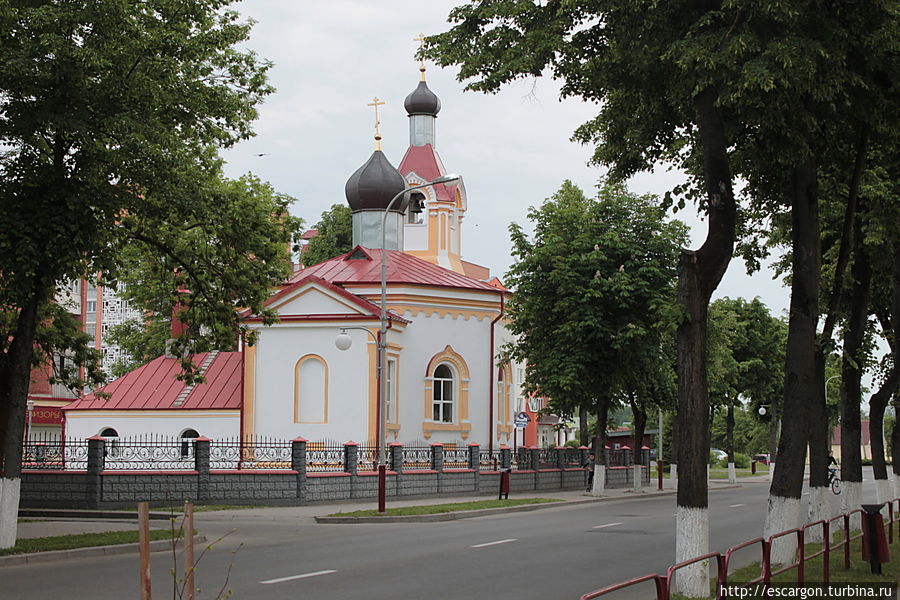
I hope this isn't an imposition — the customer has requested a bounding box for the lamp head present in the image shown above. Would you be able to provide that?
[758,406,767,416]
[431,173,460,185]
[335,329,352,351]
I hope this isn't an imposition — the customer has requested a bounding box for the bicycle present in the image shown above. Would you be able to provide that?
[827,468,841,495]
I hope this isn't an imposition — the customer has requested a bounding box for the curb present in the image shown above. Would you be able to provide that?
[315,484,744,523]
[315,489,679,523]
[19,509,175,520]
[0,535,206,567]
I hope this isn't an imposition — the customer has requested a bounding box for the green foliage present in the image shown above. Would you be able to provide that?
[502,179,687,419]
[301,204,353,267]
[109,174,302,380]
[710,404,770,456]
[715,453,750,469]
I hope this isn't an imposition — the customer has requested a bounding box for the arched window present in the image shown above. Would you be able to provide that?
[100,427,119,457]
[433,364,454,423]
[180,429,200,459]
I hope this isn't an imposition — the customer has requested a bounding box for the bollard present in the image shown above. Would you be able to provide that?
[499,468,510,500]
[751,460,757,475]
[861,504,890,574]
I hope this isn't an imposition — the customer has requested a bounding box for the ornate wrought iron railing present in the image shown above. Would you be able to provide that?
[356,443,380,471]
[103,435,196,470]
[538,448,557,469]
[478,449,501,471]
[22,435,87,471]
[402,443,433,471]
[306,440,345,473]
[564,447,583,467]
[443,444,469,469]
[208,436,292,470]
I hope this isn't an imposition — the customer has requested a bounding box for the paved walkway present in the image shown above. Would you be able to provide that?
[14,475,768,541]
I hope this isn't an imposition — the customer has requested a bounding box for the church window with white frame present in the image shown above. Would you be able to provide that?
[432,364,454,423]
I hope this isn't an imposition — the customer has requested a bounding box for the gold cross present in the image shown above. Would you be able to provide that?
[367,96,385,150]
[414,33,427,79]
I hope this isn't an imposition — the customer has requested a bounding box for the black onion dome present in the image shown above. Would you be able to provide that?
[404,81,441,116]
[345,150,408,213]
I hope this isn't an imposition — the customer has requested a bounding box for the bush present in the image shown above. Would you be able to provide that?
[564,439,582,448]
[714,453,750,469]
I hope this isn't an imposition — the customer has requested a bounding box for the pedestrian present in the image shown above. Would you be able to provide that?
[584,452,595,491]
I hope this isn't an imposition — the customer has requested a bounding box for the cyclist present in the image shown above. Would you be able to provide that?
[827,451,838,483]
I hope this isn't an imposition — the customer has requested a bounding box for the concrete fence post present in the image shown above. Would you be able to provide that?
[516,447,529,470]
[194,437,211,502]
[500,445,512,470]
[86,436,105,508]
[389,442,403,473]
[431,443,444,472]
[344,442,358,475]
[291,437,307,501]
[529,446,540,471]
[467,443,480,470]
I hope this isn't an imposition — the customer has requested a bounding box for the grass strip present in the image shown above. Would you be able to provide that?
[709,468,769,479]
[0,529,179,556]
[329,497,561,517]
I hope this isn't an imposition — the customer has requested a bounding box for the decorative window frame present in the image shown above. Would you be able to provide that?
[294,354,328,424]
[422,345,471,439]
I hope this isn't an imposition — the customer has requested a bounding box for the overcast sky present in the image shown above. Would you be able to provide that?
[221,0,790,315]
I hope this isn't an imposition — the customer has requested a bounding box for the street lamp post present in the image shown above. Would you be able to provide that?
[337,173,460,513]
[26,399,35,443]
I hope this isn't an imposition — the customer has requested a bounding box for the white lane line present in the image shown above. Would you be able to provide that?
[260,570,337,585]
[592,522,623,529]
[472,538,517,548]
[729,504,745,508]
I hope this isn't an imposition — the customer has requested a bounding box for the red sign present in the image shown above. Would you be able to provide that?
[30,406,63,425]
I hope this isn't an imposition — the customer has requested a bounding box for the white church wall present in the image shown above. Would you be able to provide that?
[392,309,494,446]
[64,411,239,440]
[252,322,374,443]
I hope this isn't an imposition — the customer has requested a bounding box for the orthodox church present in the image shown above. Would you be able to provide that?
[63,63,525,449]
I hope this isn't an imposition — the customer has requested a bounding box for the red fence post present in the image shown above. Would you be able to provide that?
[762,539,772,583]
[844,514,851,569]
[823,520,830,583]
[797,529,805,583]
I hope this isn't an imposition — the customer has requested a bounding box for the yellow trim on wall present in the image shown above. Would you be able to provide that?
[294,354,328,424]
[243,345,256,437]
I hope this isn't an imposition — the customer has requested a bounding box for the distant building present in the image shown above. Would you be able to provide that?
[831,421,876,462]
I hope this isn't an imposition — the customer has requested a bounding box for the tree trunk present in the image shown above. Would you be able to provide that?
[839,208,871,524]
[869,367,898,503]
[630,396,647,490]
[0,280,46,548]
[590,400,610,496]
[726,400,736,483]
[766,159,819,564]
[579,405,589,447]
[806,350,832,539]
[674,85,736,598]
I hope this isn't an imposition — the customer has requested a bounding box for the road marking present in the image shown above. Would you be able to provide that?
[260,570,337,585]
[592,522,623,529]
[729,504,745,508]
[472,538,517,548]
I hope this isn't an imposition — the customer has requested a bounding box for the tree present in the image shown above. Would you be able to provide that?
[0,0,279,549]
[707,298,786,479]
[502,179,686,496]
[105,174,302,376]
[301,204,352,267]
[427,5,739,593]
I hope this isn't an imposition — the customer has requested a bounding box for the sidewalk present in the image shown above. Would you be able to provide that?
[14,475,744,540]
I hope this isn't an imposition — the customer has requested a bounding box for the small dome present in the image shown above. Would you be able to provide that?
[345,150,408,213]
[404,81,441,116]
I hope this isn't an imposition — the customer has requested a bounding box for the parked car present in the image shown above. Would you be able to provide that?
[711,448,727,461]
[752,453,771,465]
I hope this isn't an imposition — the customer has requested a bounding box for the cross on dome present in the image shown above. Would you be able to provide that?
[367,96,385,150]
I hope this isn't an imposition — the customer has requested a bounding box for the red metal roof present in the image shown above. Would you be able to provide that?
[288,247,501,293]
[63,352,242,411]
[398,145,456,202]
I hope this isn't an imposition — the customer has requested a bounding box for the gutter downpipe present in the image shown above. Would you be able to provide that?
[489,293,505,456]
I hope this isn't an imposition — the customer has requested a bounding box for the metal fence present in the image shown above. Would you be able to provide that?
[356,443,380,471]
[208,436,292,470]
[306,439,345,473]
[479,449,502,471]
[104,435,196,470]
[402,442,433,470]
[22,435,88,470]
[443,444,469,469]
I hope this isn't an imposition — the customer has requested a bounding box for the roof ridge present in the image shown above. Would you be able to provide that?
[171,350,219,408]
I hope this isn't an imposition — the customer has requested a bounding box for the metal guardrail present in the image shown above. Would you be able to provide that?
[580,498,900,600]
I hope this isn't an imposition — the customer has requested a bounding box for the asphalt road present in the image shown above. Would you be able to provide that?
[0,482,860,600]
